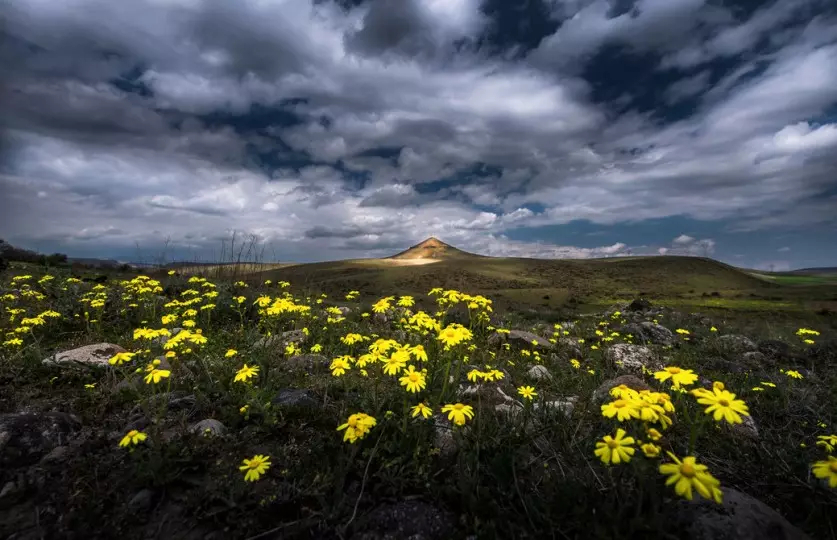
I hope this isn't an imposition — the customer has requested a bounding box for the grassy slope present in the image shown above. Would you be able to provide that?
[259,255,837,314]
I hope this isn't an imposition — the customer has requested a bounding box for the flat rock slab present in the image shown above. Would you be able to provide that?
[508,330,554,349]
[42,343,126,368]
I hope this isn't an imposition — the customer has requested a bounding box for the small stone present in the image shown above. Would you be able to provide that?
[494,403,523,417]
[527,365,552,381]
[0,481,15,500]
[189,419,226,437]
[40,445,69,464]
[129,489,155,512]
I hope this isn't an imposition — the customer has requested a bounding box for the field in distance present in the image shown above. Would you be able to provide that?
[253,238,837,318]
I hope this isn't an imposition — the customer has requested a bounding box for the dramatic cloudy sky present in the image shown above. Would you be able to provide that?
[1,0,836,269]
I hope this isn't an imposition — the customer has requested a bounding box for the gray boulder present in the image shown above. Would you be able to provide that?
[189,419,226,437]
[527,365,552,381]
[717,335,758,353]
[534,397,577,418]
[509,330,553,349]
[622,322,676,346]
[669,488,809,540]
[490,330,555,350]
[42,343,126,368]
[593,375,651,402]
[606,344,660,371]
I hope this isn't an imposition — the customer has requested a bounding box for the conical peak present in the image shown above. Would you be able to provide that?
[414,237,447,248]
[390,236,473,260]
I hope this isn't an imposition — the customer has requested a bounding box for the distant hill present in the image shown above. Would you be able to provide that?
[389,237,480,260]
[259,247,793,313]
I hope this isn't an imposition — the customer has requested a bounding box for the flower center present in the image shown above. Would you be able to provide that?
[680,463,696,477]
[718,399,730,407]
[607,440,619,449]
[409,373,419,382]
[668,367,681,374]
[454,404,464,411]
[830,461,837,473]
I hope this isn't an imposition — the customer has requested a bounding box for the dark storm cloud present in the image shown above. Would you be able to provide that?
[345,0,436,58]
[0,0,835,267]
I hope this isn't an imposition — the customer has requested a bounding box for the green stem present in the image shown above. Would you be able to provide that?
[436,355,453,408]
[402,393,408,434]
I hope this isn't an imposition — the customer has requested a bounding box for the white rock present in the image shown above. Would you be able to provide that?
[527,365,552,381]
[42,343,126,368]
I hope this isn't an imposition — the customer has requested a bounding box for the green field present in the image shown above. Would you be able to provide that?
[750,272,837,286]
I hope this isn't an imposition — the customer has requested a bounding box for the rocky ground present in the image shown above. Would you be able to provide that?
[1,272,836,539]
